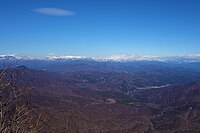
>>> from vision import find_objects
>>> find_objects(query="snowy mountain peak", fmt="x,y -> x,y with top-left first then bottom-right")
45,54 -> 161,62
44,54 -> 200,62
46,55 -> 88,60
105,55 -> 160,61
0,54 -> 35,60
0,54 -> 19,60
1,54 -> 200,62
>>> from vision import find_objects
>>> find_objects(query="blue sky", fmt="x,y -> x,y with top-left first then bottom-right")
0,0 -> 200,57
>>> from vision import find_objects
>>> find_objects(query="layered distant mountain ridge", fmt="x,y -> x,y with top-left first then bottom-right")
1,54 -> 200,132
1,54 -> 200,62
1,65 -> 200,132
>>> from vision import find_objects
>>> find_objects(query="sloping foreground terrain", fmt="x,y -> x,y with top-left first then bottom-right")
1,66 -> 200,133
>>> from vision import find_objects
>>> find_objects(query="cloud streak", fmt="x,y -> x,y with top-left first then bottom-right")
33,8 -> 75,16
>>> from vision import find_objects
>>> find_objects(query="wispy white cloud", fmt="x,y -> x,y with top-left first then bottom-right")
33,8 -> 75,16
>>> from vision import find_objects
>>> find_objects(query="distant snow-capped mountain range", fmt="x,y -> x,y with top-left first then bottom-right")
1,54 -> 200,62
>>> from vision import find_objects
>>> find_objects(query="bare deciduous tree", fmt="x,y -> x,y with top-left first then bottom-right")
0,67 -> 42,133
